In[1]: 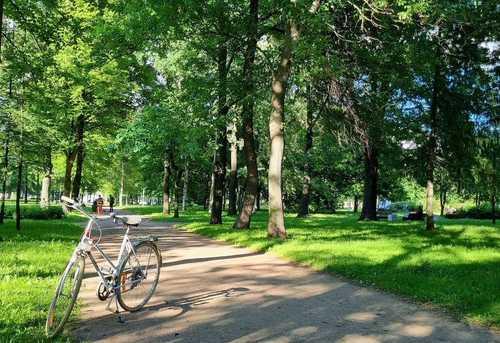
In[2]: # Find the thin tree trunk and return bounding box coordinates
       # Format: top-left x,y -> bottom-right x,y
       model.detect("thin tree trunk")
71,146 -> 84,200
439,187 -> 447,216
0,134 -> 9,224
162,151 -> 171,216
210,38 -> 229,225
71,115 -> 85,200
492,125 -> 497,224
208,166 -> 215,212
182,164 -> 188,211
0,0 -> 3,58
23,164 -> 28,203
16,159 -> 22,231
426,64 -> 440,231
119,160 -> 125,207
40,149 -> 52,208
235,0 -> 259,229
228,135 -> 238,215
360,141 -> 378,220
173,166 -> 183,218
353,194 -> 359,213
63,149 -> 77,197
267,19 -> 299,238
298,84 -> 314,218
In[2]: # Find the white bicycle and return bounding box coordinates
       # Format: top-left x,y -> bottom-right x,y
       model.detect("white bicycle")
46,196 -> 162,338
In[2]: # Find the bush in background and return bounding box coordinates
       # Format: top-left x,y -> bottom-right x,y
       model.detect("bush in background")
446,204 -> 499,219
3,205 -> 65,220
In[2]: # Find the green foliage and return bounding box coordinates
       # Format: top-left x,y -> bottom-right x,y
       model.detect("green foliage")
172,209 -> 500,328
0,219 -> 82,341
3,205 -> 65,220
447,204 -> 500,220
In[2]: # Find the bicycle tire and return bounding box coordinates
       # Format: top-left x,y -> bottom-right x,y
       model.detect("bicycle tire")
116,241 -> 161,312
46,255 -> 85,338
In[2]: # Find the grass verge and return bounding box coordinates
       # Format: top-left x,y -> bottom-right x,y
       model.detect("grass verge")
164,209 -> 499,329
0,219 -> 83,342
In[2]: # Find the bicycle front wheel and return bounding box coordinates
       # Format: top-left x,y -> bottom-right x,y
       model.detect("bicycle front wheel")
46,255 -> 85,338
116,241 -> 161,312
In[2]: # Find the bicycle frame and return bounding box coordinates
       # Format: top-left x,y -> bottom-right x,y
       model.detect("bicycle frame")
69,204 -> 136,295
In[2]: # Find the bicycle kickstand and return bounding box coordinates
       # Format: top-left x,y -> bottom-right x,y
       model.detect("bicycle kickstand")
105,292 -> 125,324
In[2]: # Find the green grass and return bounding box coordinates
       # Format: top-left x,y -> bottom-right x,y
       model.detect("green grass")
0,219 -> 83,342
119,205 -> 163,216
163,209 -> 500,329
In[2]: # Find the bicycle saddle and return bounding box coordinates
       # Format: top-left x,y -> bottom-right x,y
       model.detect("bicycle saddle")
110,213 -> 142,226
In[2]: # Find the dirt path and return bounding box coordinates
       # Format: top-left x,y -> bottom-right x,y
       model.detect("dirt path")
73,216 -> 499,343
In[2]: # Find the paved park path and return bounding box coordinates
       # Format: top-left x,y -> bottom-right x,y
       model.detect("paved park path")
73,215 -> 499,343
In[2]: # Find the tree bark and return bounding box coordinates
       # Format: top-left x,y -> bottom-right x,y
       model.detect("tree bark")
353,194 -> 359,213
0,0 -> 3,59
297,84 -> 314,218
439,187 -> 447,216
173,165 -> 183,218
426,64 -> 440,231
119,159 -> 125,207
162,150 -> 171,215
228,130 -> 238,215
23,164 -> 28,203
267,19 -> 299,238
360,141 -> 378,220
71,115 -> 85,200
234,0 -> 259,229
15,159 -> 22,231
182,163 -> 188,211
0,134 -> 9,224
210,37 -> 229,225
40,149 -> 53,208
63,149 -> 77,197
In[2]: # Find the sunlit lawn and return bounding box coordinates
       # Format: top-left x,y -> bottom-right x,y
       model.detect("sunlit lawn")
144,208 -> 499,329
0,219 -> 82,342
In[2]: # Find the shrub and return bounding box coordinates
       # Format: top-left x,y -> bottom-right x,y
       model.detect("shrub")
445,204 -> 499,219
2,204 -> 65,220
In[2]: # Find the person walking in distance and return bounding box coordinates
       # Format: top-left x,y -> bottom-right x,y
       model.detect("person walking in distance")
96,195 -> 104,215
109,195 -> 115,213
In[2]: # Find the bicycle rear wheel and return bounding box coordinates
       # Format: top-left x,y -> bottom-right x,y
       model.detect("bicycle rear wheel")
116,241 -> 161,312
46,255 -> 85,338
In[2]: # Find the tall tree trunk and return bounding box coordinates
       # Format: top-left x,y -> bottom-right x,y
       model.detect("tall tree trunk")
267,19 -> 299,238
439,187 -> 447,216
119,160 -> 125,207
173,166 -> 183,218
182,163 -> 188,211
210,39 -> 229,225
0,134 -> 9,224
234,0 -> 259,229
15,159 -> 22,231
71,115 -> 85,200
426,65 -> 440,231
492,125 -> 497,224
23,164 -> 28,203
208,166 -> 215,212
360,141 -> 378,220
297,84 -> 314,218
353,194 -> 359,213
227,131 -> 238,215
40,148 -> 52,208
63,148 -> 77,197
0,0 -> 3,59
71,147 -> 84,200
162,151 -> 171,216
